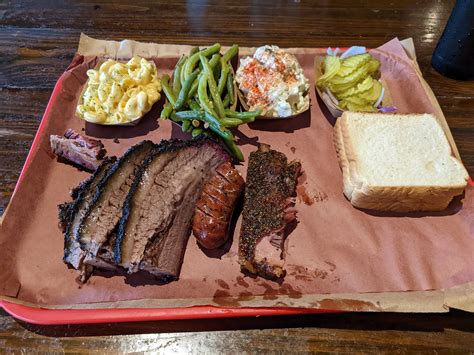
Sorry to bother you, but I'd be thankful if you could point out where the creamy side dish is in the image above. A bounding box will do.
[76,56,162,124]
[236,45,309,117]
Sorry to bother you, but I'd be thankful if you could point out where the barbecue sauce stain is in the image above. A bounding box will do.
[296,172,314,205]
[290,146,296,154]
[296,185,314,205]
[296,171,329,206]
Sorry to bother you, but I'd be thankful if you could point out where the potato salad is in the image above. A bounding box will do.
[236,45,310,117]
[76,56,161,124]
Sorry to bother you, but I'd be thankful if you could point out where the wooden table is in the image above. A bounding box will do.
[1,0,473,352]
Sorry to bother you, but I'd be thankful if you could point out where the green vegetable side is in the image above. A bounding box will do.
[160,43,261,161]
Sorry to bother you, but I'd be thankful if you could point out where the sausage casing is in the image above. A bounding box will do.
[192,162,244,249]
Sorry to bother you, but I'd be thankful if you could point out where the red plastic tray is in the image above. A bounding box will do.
[0,71,339,325]
[0,300,337,325]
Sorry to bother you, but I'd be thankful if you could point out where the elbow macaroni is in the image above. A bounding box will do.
[76,56,162,124]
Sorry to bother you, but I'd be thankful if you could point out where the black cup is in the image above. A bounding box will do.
[431,0,474,80]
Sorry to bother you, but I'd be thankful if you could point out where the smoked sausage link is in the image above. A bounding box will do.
[192,162,245,249]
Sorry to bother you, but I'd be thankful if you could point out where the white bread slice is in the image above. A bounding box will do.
[334,112,469,212]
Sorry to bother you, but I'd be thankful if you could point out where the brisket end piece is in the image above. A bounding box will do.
[50,129,106,171]
[61,157,116,270]
[76,140,155,257]
[239,144,301,280]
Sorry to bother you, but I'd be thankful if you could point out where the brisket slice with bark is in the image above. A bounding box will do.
[75,140,155,257]
[59,157,116,271]
[115,138,229,280]
[50,129,106,171]
[239,144,301,280]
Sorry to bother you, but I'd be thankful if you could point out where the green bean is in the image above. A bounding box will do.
[224,139,244,162]
[224,108,262,122]
[188,99,201,111]
[160,103,173,119]
[226,74,234,105]
[184,43,221,81]
[188,54,220,98]
[172,110,233,142]
[203,112,233,141]
[222,92,230,107]
[173,110,202,120]
[191,128,203,137]
[170,115,181,123]
[209,53,221,68]
[180,57,187,86]
[221,117,244,127]
[188,75,200,99]
[173,56,186,95]
[192,119,200,127]
[161,74,177,107]
[213,60,221,81]
[174,70,199,110]
[217,58,229,96]
[189,47,199,56]
[200,54,225,119]
[182,120,191,132]
[222,44,238,63]
[197,73,218,117]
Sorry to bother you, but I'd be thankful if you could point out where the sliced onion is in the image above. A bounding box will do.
[327,47,341,56]
[340,46,366,59]
[379,106,397,113]
[374,85,385,108]
[325,88,339,105]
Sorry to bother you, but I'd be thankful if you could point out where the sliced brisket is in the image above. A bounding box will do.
[61,157,116,270]
[76,140,155,257]
[239,144,301,280]
[115,138,229,281]
[60,137,231,283]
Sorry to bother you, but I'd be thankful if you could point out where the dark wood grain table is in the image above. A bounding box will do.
[1,0,473,352]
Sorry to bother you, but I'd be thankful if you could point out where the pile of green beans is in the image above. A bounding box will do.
[160,43,261,161]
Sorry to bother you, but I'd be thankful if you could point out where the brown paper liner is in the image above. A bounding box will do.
[0,35,472,313]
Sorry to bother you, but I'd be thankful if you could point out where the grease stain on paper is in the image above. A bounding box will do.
[236,276,250,288]
[296,172,329,206]
[312,298,383,312]
[216,279,230,290]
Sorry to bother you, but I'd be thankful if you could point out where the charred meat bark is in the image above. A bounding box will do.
[76,140,155,256]
[60,138,231,283]
[192,162,245,249]
[50,129,106,171]
[83,235,120,273]
[115,138,229,280]
[239,144,301,280]
[60,157,116,270]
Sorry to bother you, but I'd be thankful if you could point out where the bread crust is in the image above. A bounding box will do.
[334,112,468,212]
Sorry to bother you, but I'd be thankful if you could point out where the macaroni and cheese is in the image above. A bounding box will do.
[76,56,162,124]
